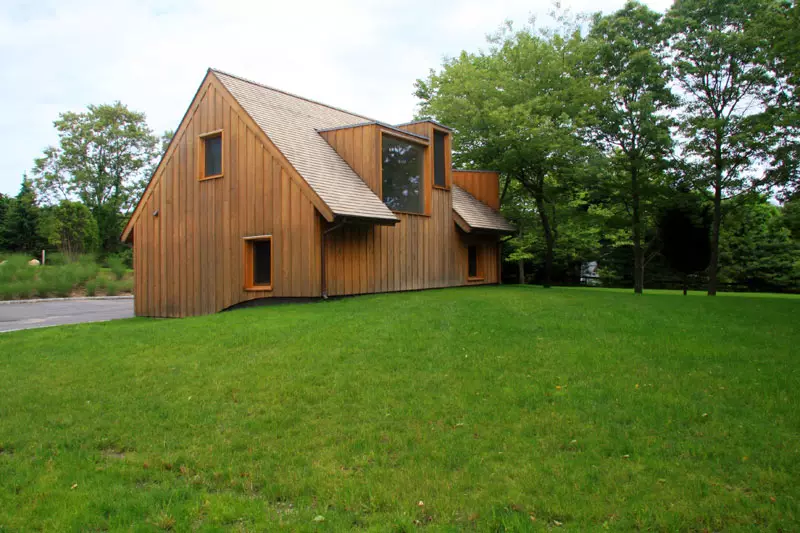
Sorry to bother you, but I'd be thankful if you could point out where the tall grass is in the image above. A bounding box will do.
[106,255,127,281]
[0,253,133,299]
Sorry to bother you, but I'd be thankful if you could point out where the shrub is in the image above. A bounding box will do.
[106,255,127,281]
[117,279,134,294]
[0,284,14,300]
[14,281,34,299]
[43,252,68,266]
[85,279,98,297]
[105,280,119,297]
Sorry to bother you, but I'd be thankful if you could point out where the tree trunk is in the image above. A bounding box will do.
[517,228,525,284]
[535,196,554,288]
[708,135,723,297]
[631,166,643,295]
[708,182,722,296]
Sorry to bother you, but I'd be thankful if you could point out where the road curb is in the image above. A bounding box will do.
[0,296,134,305]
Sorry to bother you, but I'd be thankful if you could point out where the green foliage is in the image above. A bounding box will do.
[587,1,677,293]
[718,195,799,289]
[32,102,159,254]
[0,255,114,299]
[665,0,784,294]
[105,254,127,280]
[0,193,10,250]
[3,177,45,254]
[84,278,98,297]
[783,193,800,240]
[415,16,601,284]
[104,279,120,296]
[0,288,799,529]
[42,200,99,259]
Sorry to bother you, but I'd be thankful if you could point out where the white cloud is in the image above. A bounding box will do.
[0,0,672,196]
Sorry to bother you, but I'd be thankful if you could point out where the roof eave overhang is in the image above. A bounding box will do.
[335,214,399,226]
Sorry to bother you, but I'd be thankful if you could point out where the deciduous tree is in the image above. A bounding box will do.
[32,102,159,254]
[415,21,599,286]
[665,0,781,295]
[587,1,676,294]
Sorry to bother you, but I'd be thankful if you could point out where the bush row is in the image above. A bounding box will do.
[0,254,133,300]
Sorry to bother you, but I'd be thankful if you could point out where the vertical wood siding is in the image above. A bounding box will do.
[133,78,321,317]
[133,97,500,316]
[453,170,500,209]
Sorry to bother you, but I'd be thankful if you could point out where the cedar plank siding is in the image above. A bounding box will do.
[453,170,501,209]
[321,121,499,296]
[132,76,321,317]
[129,74,506,317]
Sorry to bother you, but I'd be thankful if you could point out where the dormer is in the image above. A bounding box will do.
[317,119,452,217]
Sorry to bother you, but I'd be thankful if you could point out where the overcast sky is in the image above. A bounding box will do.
[0,0,672,196]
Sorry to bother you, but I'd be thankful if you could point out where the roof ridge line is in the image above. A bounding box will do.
[209,68,374,122]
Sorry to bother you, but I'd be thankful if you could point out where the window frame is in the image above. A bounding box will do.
[243,235,273,291]
[198,129,224,181]
[467,244,484,281]
[379,131,427,216]
[432,128,449,190]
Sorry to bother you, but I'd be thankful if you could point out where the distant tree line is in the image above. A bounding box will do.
[0,102,171,265]
[416,0,800,294]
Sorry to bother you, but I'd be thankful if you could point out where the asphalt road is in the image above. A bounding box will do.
[0,298,135,333]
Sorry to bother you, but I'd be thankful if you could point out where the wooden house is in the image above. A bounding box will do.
[122,69,514,317]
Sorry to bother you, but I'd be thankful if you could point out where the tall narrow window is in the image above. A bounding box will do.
[382,135,425,214]
[468,245,479,279]
[433,130,447,188]
[244,236,272,290]
[199,131,223,179]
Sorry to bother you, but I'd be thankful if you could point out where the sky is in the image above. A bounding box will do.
[0,0,673,196]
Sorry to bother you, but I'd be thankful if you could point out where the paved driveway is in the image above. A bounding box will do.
[0,298,135,333]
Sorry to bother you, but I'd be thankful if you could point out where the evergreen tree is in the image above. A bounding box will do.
[4,176,45,254]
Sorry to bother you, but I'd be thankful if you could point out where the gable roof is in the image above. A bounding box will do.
[452,185,515,233]
[213,70,398,223]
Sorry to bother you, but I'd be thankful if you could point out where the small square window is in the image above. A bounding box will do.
[199,131,223,179]
[244,236,272,290]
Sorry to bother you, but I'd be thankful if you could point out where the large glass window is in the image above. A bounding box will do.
[382,135,425,214]
[433,130,447,188]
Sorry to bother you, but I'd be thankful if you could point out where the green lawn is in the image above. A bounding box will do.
[1,287,798,531]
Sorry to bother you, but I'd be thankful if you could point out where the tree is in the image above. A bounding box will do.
[416,20,599,286]
[587,1,676,294]
[760,1,800,198]
[42,201,100,259]
[665,0,781,295]
[658,190,712,294]
[0,193,10,250]
[3,176,45,254]
[783,193,800,240]
[32,102,159,254]
[718,194,799,290]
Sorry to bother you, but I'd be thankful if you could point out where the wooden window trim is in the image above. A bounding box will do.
[198,129,224,181]
[379,131,430,217]
[432,127,450,191]
[243,235,273,291]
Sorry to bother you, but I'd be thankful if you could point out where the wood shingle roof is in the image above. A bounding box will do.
[213,70,398,223]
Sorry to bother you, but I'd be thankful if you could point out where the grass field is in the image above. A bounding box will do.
[1,287,798,531]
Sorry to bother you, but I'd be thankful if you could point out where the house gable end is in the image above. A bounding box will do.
[121,70,336,243]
